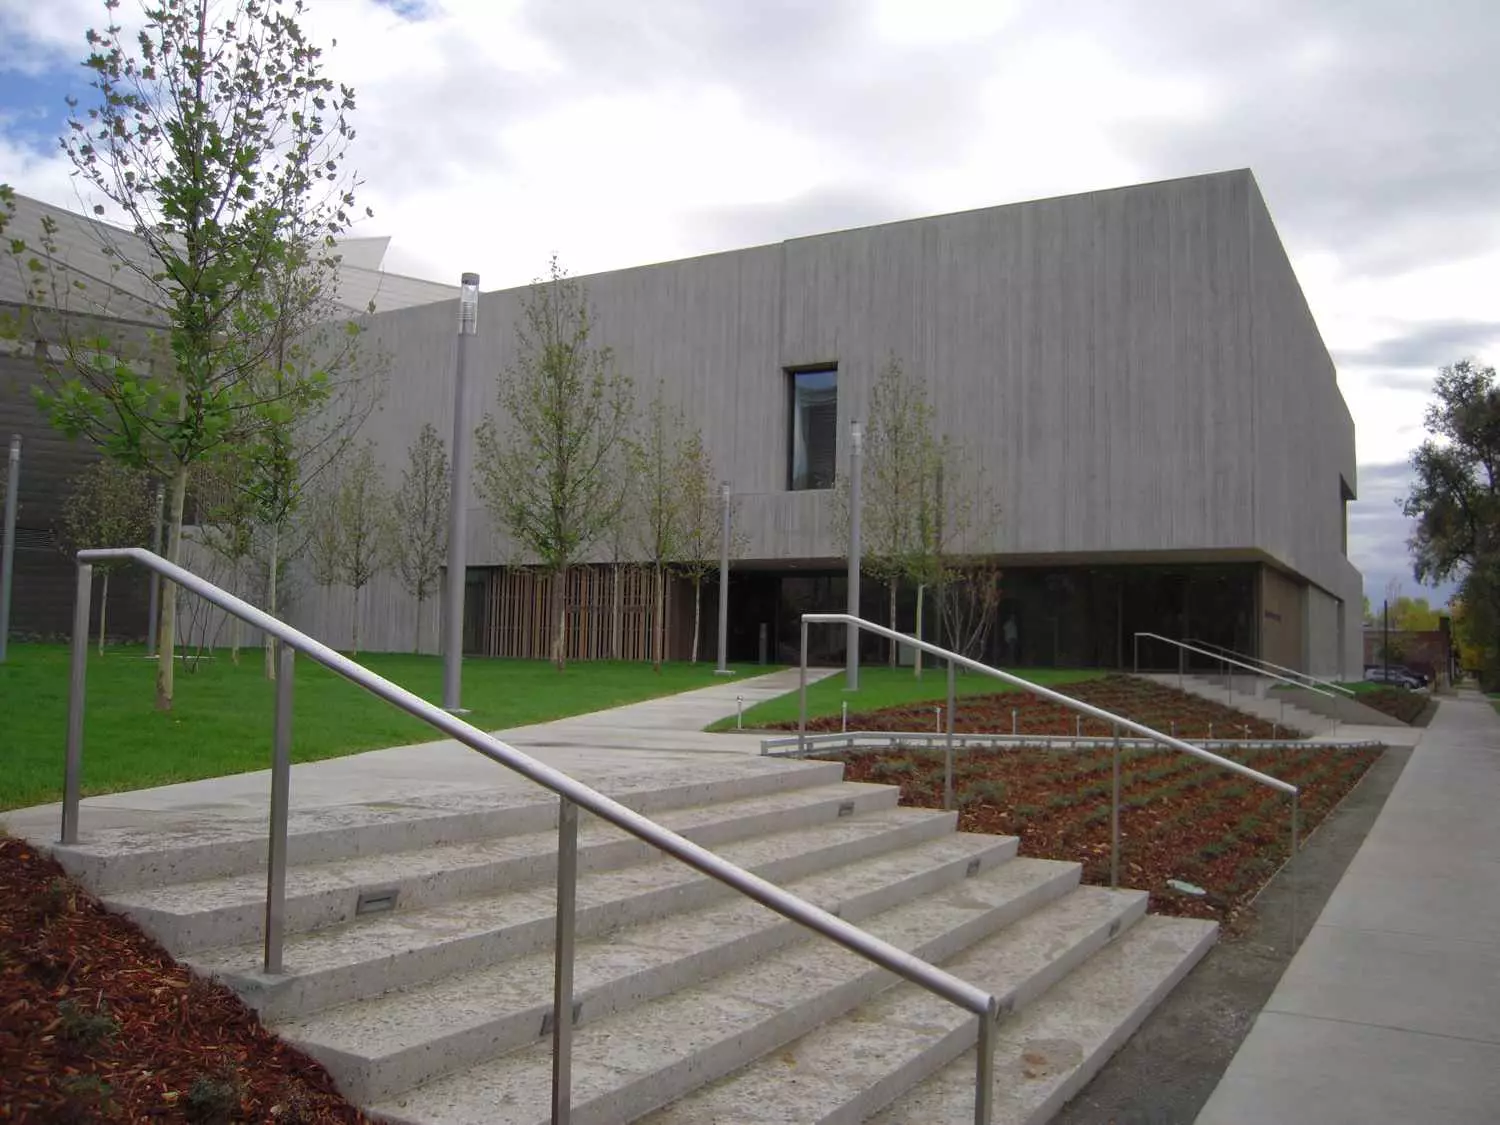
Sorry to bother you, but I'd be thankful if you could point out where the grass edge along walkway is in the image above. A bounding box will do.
[708,665,1106,731]
[0,644,771,812]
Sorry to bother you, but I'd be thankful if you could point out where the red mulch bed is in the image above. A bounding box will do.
[830,739,1381,925]
[777,674,1303,740]
[0,835,369,1123]
[1356,687,1430,724]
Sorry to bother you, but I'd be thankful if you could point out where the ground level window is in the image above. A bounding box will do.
[788,366,837,490]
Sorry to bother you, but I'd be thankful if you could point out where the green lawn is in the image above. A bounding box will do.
[707,665,1106,731]
[0,645,765,811]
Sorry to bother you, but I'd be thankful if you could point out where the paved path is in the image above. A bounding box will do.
[1,667,834,843]
[1196,690,1500,1124]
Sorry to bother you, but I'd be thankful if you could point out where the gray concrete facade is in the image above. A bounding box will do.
[309,169,1359,671]
[3,171,1362,673]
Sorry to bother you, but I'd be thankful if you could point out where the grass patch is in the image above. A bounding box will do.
[0,644,764,811]
[706,665,1105,731]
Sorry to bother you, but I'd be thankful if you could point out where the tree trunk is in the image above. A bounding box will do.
[264,522,281,680]
[888,581,899,668]
[352,585,361,656]
[414,593,424,655]
[98,569,109,656]
[552,565,569,671]
[691,576,702,664]
[155,463,190,711]
[611,563,622,660]
[652,563,664,673]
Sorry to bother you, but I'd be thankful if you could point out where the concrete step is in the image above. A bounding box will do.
[285,835,1042,1104]
[1143,674,1333,736]
[371,874,1126,1125]
[49,757,846,893]
[105,781,898,953]
[191,804,959,1020]
[869,914,1218,1124]
[640,885,1149,1125]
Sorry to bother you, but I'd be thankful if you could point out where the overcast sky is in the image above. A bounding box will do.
[2,0,1496,607]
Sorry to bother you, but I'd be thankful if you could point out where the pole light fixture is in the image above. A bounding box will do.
[442,272,480,713]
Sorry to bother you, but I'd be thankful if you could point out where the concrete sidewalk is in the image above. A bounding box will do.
[1196,691,1500,1124]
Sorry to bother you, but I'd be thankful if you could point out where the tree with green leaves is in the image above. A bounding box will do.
[0,0,366,709]
[626,384,694,671]
[334,442,390,656]
[191,453,259,664]
[474,258,634,670]
[393,423,450,653]
[55,460,156,654]
[1403,359,1500,685]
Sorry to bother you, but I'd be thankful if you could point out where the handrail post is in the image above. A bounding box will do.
[798,618,809,756]
[61,562,93,846]
[945,659,956,812]
[974,999,997,1125]
[1111,722,1121,890]
[552,797,579,1125]
[264,643,294,975]
[1132,632,1139,675]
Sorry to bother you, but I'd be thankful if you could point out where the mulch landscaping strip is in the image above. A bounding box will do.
[1355,686,1430,724]
[0,835,369,1124]
[776,673,1304,740]
[789,675,1383,924]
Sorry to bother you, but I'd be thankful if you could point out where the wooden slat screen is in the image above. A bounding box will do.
[481,564,672,661]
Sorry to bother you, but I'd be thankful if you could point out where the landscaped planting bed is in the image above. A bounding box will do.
[775,673,1299,740]
[832,740,1382,924]
[1355,686,1431,724]
[0,834,369,1123]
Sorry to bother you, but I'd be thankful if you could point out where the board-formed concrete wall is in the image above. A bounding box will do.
[179,170,1360,660]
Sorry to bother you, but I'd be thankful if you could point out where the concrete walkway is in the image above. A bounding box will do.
[1,667,831,844]
[1196,690,1500,1124]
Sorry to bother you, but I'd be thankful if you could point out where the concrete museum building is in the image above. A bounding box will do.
[2,169,1363,678]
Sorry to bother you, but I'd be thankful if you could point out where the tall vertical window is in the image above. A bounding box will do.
[788,366,838,490]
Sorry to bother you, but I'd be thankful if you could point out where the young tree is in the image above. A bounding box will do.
[191,453,259,663]
[0,0,367,709]
[335,442,390,655]
[676,436,744,664]
[473,258,634,670]
[832,356,940,666]
[393,423,450,653]
[56,460,156,653]
[626,385,693,671]
[1403,359,1500,686]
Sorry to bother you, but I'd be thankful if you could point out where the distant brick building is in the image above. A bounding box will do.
[1363,619,1456,684]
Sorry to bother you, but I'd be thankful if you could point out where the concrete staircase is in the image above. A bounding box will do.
[1138,672,1340,736]
[50,757,1215,1124]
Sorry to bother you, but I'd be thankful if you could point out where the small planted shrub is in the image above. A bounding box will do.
[57,997,118,1049]
[184,1070,244,1124]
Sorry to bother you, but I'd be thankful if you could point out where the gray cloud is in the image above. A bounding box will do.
[1348,460,1458,604]
[1104,0,1500,275]
[1335,321,1500,371]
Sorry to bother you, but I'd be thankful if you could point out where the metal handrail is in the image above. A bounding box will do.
[1132,632,1337,700]
[799,614,1300,899]
[61,549,1000,1125]
[1184,637,1356,697]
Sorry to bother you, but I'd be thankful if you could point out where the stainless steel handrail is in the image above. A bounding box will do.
[799,614,1300,898]
[1132,631,1337,700]
[61,549,1000,1125]
[1184,636,1356,697]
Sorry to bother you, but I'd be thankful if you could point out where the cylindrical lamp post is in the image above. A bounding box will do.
[715,481,733,676]
[442,272,480,713]
[846,420,862,691]
[0,435,19,663]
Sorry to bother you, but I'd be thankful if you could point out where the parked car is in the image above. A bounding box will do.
[1363,666,1426,690]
